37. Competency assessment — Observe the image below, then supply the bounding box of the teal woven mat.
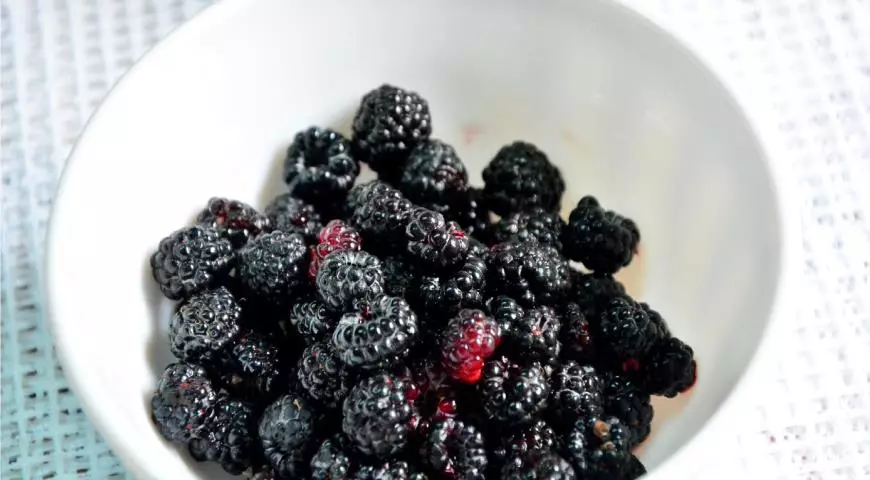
[1,2,213,477]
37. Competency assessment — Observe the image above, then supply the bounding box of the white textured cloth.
[1,0,868,478]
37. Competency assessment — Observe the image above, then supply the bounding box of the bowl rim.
[44,0,800,478]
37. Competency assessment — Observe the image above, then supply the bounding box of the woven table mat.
[2,0,868,478]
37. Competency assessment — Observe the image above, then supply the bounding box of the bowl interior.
[47,0,781,478]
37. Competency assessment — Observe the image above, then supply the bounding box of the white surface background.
[1,0,868,478]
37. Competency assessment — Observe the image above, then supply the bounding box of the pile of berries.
[149,84,697,479]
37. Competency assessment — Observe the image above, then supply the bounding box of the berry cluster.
[149,84,697,479]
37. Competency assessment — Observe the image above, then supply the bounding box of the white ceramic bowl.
[46,0,796,478]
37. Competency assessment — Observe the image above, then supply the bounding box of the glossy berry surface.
[332,295,419,370]
[309,219,362,280]
[482,141,564,216]
[341,373,420,458]
[397,138,468,209]
[440,309,501,384]
[150,363,217,444]
[405,207,470,272]
[196,197,271,248]
[284,126,360,204]
[169,286,241,364]
[264,193,324,242]
[563,196,640,275]
[485,241,571,308]
[150,225,234,301]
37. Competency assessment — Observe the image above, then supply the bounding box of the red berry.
[308,220,362,279]
[440,309,501,384]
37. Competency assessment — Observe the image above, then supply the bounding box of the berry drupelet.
[397,139,468,209]
[169,286,241,365]
[563,196,640,275]
[421,418,488,479]
[284,127,360,205]
[352,187,414,249]
[332,295,419,371]
[445,186,494,245]
[258,394,322,479]
[486,295,524,340]
[289,299,339,345]
[551,362,604,425]
[502,452,577,480]
[405,207,470,272]
[188,397,257,474]
[417,255,486,316]
[559,302,597,363]
[298,342,352,409]
[354,461,428,480]
[264,193,324,242]
[196,197,271,249]
[238,231,309,305]
[637,337,697,397]
[572,272,628,320]
[601,373,653,448]
[493,208,566,251]
[481,141,565,216]
[564,416,632,478]
[440,309,502,384]
[492,420,559,470]
[150,363,218,444]
[352,84,432,179]
[597,297,666,359]
[342,373,421,458]
[316,249,385,311]
[220,331,287,402]
[309,219,362,280]
[150,225,234,301]
[486,241,571,308]
[479,357,550,425]
[506,306,562,361]
[310,436,354,480]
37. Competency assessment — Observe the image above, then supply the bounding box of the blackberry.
[421,418,487,479]
[259,394,322,479]
[150,225,234,300]
[196,197,271,248]
[351,84,432,177]
[169,287,241,364]
[559,303,596,363]
[601,373,652,447]
[492,420,558,470]
[563,196,640,275]
[479,357,549,425]
[486,241,571,308]
[221,332,287,402]
[290,299,339,345]
[467,237,488,258]
[564,416,631,478]
[311,436,354,480]
[188,397,257,474]
[493,208,565,251]
[445,187,494,245]
[502,452,576,480]
[641,302,671,339]
[284,127,360,204]
[298,342,352,409]
[418,255,486,315]
[246,467,280,480]
[638,337,696,397]
[264,193,324,242]
[342,373,420,458]
[316,250,385,311]
[405,207,470,272]
[332,295,419,370]
[354,461,428,480]
[150,363,217,443]
[440,309,501,384]
[345,180,398,218]
[309,219,363,280]
[506,306,561,361]
[597,297,664,359]
[238,231,309,304]
[481,141,564,216]
[352,188,414,248]
[397,139,468,208]
[382,256,419,299]
[623,455,647,480]
[486,295,524,339]
[572,273,628,320]
[551,362,604,425]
